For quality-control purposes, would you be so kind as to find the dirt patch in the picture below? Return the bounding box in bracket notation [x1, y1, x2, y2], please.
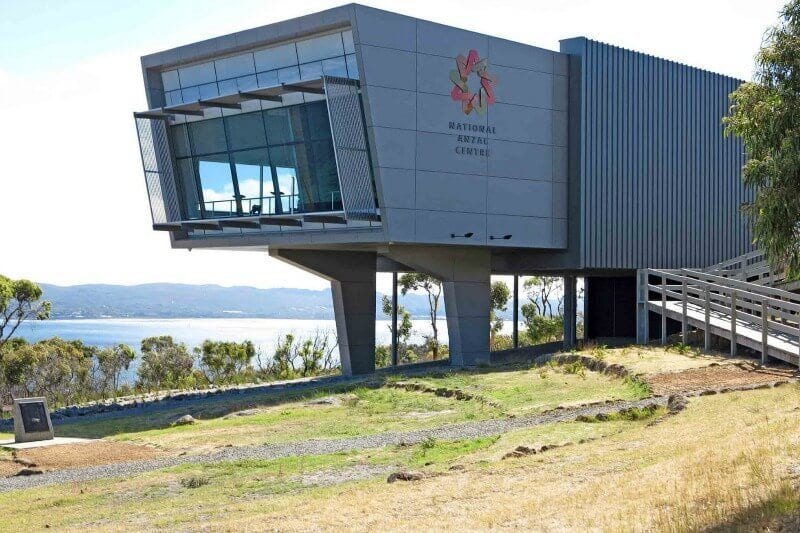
[0, 441, 162, 478]
[646, 364, 796, 396]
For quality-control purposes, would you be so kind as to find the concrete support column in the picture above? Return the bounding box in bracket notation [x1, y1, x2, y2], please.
[386, 247, 491, 367]
[563, 275, 577, 350]
[270, 249, 376, 376]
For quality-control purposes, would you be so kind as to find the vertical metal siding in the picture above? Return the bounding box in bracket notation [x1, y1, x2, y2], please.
[573, 39, 750, 269]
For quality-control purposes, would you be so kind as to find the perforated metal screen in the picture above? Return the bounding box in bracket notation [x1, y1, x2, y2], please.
[134, 116, 181, 225]
[323, 76, 379, 221]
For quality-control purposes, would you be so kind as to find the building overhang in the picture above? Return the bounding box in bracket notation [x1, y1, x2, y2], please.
[134, 78, 330, 121]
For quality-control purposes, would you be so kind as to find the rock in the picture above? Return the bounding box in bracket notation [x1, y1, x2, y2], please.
[223, 408, 260, 419]
[502, 445, 537, 459]
[15, 468, 43, 476]
[667, 394, 689, 414]
[173, 414, 197, 426]
[387, 470, 425, 483]
[307, 396, 341, 406]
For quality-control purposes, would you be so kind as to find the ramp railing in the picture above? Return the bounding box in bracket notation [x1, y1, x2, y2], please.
[637, 268, 800, 366]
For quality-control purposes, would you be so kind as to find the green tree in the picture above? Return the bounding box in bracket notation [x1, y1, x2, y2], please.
[490, 280, 511, 340]
[2, 338, 93, 406]
[399, 273, 442, 359]
[523, 276, 563, 317]
[379, 294, 413, 366]
[96, 344, 136, 396]
[137, 336, 194, 390]
[521, 276, 565, 345]
[724, 0, 800, 274]
[197, 340, 255, 384]
[0, 276, 51, 353]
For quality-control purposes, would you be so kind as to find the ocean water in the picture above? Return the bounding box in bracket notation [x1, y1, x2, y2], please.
[13, 318, 517, 384]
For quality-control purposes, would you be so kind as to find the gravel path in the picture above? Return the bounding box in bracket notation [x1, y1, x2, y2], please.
[0, 396, 667, 493]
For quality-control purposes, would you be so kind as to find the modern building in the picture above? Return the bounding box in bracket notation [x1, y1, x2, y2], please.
[134, 4, 751, 375]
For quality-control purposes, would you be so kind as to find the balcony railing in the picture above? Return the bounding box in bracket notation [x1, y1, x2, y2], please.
[198, 191, 342, 220]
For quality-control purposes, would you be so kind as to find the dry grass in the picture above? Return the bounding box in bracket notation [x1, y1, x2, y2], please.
[588, 344, 748, 376]
[204, 385, 800, 532]
[1, 386, 799, 531]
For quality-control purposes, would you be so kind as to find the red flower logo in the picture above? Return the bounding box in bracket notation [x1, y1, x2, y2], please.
[450, 49, 497, 115]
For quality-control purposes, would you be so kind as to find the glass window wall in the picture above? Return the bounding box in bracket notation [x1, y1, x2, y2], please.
[171, 100, 343, 219]
[160, 30, 358, 108]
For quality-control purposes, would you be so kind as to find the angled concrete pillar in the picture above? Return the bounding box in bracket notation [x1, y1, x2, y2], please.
[386, 247, 491, 367]
[270, 249, 376, 375]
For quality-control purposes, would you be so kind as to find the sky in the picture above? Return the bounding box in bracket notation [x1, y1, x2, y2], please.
[0, 0, 787, 291]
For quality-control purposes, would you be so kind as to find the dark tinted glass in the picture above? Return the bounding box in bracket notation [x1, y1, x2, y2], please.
[175, 158, 201, 219]
[311, 139, 340, 210]
[264, 106, 306, 144]
[225, 112, 267, 151]
[188, 117, 228, 155]
[305, 101, 332, 140]
[170, 124, 191, 158]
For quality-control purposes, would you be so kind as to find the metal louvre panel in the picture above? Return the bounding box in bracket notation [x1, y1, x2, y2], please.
[562, 38, 751, 270]
[323, 76, 378, 220]
[134, 117, 181, 224]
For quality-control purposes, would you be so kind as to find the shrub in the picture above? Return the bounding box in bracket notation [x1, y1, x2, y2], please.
[180, 475, 210, 489]
[268, 331, 337, 380]
[562, 361, 587, 378]
[375, 345, 391, 368]
[137, 336, 194, 390]
[669, 342, 696, 355]
[421, 436, 437, 450]
[197, 340, 255, 385]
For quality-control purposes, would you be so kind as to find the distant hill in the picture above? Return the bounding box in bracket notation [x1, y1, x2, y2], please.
[38, 283, 466, 320]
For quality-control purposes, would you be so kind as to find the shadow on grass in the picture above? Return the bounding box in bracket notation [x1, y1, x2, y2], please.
[704, 482, 800, 532]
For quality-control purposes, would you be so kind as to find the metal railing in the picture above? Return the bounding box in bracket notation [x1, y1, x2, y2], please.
[638, 268, 800, 366]
[199, 190, 343, 220]
[702, 249, 797, 289]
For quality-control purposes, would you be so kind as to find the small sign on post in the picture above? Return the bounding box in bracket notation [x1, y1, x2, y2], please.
[13, 397, 54, 444]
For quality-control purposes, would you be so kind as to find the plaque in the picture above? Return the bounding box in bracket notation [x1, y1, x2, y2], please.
[20, 402, 50, 433]
[12, 397, 54, 443]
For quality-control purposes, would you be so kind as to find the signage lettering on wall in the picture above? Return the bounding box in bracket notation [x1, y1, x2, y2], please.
[449, 122, 494, 157]
[449, 49, 499, 158]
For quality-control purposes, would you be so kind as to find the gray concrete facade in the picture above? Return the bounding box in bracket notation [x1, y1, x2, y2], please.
[134, 5, 752, 375]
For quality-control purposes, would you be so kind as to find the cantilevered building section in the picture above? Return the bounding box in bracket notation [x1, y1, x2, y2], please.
[133, 4, 750, 375]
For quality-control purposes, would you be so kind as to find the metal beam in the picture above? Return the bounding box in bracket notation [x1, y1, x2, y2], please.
[152, 222, 182, 231]
[282, 82, 325, 95]
[218, 218, 261, 229]
[391, 271, 399, 366]
[258, 216, 302, 227]
[181, 220, 222, 231]
[164, 108, 205, 117]
[135, 111, 174, 120]
[198, 100, 241, 110]
[303, 214, 347, 225]
[239, 91, 283, 102]
[513, 275, 519, 348]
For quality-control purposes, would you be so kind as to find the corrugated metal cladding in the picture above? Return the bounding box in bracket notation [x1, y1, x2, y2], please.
[561, 38, 752, 270]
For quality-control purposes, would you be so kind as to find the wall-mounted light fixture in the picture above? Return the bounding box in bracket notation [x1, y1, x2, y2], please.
[450, 232, 474, 239]
[490, 234, 513, 240]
